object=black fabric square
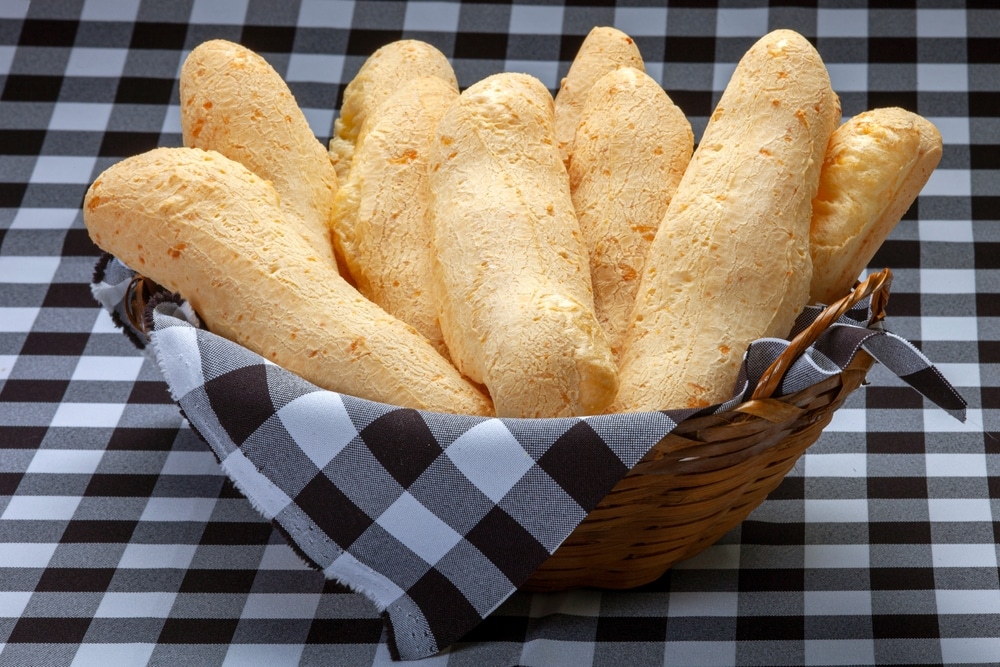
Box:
[0,183,27,207]
[19,332,89,356]
[768,475,804,500]
[347,29,404,56]
[404,567,481,651]
[61,229,101,257]
[295,472,373,549]
[969,37,1000,64]
[869,37,917,63]
[665,35,716,63]
[242,24,296,54]
[127,381,175,404]
[0,379,67,403]
[84,473,159,498]
[871,566,935,591]
[738,567,804,593]
[130,21,188,50]
[179,569,257,594]
[866,386,925,410]
[158,618,239,644]
[114,76,175,105]
[105,427,178,451]
[18,19,77,47]
[35,568,116,593]
[455,32,506,60]
[1,74,62,101]
[535,420,627,511]
[198,521,273,546]
[867,431,925,455]
[868,476,927,499]
[464,506,549,586]
[306,618,385,644]
[0,426,47,449]
[203,364,275,446]
[972,195,1000,221]
[60,519,136,543]
[8,617,91,644]
[595,616,667,643]
[974,241,1000,270]
[736,615,804,641]
[0,472,22,495]
[871,239,920,268]
[98,131,162,158]
[0,129,45,155]
[360,408,442,489]
[873,614,940,640]
[667,89,714,120]
[458,614,529,643]
[971,144,1000,170]
[42,282,95,308]
[868,521,932,544]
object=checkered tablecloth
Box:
[0,2,996,666]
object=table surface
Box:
[1,2,997,666]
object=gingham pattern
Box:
[89,255,963,660]
[0,2,995,666]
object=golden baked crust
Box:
[614,29,841,412]
[84,147,494,416]
[428,73,618,418]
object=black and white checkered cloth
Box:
[90,256,965,660]
[2,2,997,666]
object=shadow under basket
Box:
[521,271,889,592]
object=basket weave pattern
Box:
[523,270,891,592]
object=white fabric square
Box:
[804,453,867,477]
[1,495,82,520]
[824,408,866,432]
[805,499,869,523]
[302,107,335,139]
[712,62,738,91]
[30,156,98,184]
[919,219,974,243]
[918,63,969,92]
[221,645,306,667]
[921,316,978,341]
[0,45,12,75]
[0,2,27,19]
[70,644,156,667]
[932,543,997,568]
[10,207,80,229]
[929,498,992,522]
[375,491,462,566]
[50,402,125,428]
[0,257,59,284]
[664,642,737,667]
[404,2,460,32]
[504,60,559,89]
[298,0,355,28]
[613,7,667,36]
[65,48,127,77]
[816,9,868,37]
[190,0,248,25]
[445,419,533,504]
[826,63,868,92]
[117,544,197,569]
[936,589,1000,615]
[286,53,344,83]
[0,356,14,381]
[924,452,987,477]
[277,391,357,470]
[941,638,1000,666]
[920,268,977,294]
[917,9,967,37]
[0,308,39,332]
[924,407,983,433]
[71,355,145,382]
[716,8,769,36]
[933,362,981,387]
[94,592,177,618]
[150,325,203,400]
[139,497,217,523]
[0,592,32,618]
[49,103,113,131]
[926,117,971,145]
[509,5,564,34]
[26,449,103,475]
[0,543,58,568]
[922,168,971,196]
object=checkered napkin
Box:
[91,255,965,661]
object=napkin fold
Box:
[92,255,965,660]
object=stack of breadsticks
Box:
[83,28,941,418]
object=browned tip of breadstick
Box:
[810,107,942,305]
[554,26,645,164]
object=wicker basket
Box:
[521,269,892,592]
